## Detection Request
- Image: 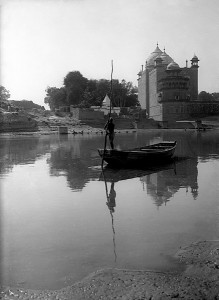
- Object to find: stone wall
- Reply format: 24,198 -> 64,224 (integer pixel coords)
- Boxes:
0,112 -> 38,132
181,67 -> 198,100
189,101 -> 219,116
70,107 -> 104,120
162,102 -> 190,122
161,101 -> 219,123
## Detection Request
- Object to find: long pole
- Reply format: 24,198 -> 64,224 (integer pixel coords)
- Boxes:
109,60 -> 113,116
102,60 -> 114,168
101,169 -> 117,263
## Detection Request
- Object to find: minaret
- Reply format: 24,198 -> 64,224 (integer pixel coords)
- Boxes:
191,54 -> 199,68
190,54 -> 199,100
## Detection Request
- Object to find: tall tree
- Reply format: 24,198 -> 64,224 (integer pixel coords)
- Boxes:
112,80 -> 138,107
63,71 -> 88,106
0,86 -> 10,102
44,87 -> 67,111
95,79 -> 111,105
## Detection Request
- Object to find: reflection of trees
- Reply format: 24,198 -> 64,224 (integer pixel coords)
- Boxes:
140,158 -> 199,207
2,130 -> 219,196
0,137 -> 51,175
49,148 -> 89,191
48,136 -> 103,191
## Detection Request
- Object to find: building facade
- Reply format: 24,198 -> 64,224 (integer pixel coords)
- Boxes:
137,44 -> 200,124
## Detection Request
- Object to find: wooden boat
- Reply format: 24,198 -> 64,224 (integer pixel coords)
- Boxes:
98,141 -> 177,167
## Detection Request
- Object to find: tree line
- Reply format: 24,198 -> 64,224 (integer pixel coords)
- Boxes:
198,91 -> 219,102
44,71 -> 139,111
1,82 -> 219,112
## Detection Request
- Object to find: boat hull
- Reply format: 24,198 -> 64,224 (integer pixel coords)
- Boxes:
98,141 -> 177,167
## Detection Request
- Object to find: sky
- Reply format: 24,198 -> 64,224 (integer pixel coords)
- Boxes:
1,0 -> 219,107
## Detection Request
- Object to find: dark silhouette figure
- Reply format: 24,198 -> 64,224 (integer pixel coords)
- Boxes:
104,117 -> 115,149
106,182 -> 116,213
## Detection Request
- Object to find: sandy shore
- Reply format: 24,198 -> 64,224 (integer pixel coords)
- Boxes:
1,240 -> 219,299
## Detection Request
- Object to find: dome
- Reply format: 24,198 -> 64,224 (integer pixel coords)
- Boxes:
167,61 -> 180,70
160,51 -> 174,65
146,45 -> 163,67
191,54 -> 199,61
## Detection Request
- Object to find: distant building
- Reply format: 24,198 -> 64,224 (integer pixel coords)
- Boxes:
137,44 -> 216,126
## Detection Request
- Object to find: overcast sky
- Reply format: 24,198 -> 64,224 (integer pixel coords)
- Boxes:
1,0 -> 219,107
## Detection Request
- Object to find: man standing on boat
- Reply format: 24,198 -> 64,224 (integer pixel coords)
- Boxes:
104,117 -> 115,149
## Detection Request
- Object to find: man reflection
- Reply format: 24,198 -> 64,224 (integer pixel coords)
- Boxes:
106,182 -> 116,213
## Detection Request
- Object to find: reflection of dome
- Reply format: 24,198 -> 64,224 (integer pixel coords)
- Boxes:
167,61 -> 180,70
146,45 -> 163,67
160,51 -> 174,65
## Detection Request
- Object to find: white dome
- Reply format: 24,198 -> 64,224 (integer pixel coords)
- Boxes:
160,51 -> 174,65
146,45 -> 163,66
167,61 -> 180,70
146,46 -> 174,68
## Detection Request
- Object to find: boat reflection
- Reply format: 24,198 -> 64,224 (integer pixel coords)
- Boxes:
99,160 -> 176,183
2,131 -> 217,202
100,156 -> 198,208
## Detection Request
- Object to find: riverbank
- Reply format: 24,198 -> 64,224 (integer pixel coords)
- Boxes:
1,105 -> 219,135
1,240 -> 219,299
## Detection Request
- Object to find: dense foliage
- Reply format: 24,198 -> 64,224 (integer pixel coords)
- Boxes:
0,86 -> 10,102
198,91 -> 219,102
44,87 -> 68,111
44,71 -> 139,111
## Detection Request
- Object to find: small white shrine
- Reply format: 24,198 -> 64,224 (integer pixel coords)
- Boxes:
91,94 -> 120,116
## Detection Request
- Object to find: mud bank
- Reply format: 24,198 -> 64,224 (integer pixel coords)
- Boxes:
1,240 -> 219,299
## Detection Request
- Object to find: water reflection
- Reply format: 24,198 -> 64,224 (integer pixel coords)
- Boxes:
140,158 -> 199,207
100,156 -> 198,207
103,180 -> 117,262
0,136 -> 46,175
106,182 -> 116,213
1,131 -> 218,202
1,131 -> 219,187
1,130 -> 219,289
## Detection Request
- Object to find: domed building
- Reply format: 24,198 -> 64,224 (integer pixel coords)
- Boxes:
146,44 -> 163,68
138,44 -> 200,125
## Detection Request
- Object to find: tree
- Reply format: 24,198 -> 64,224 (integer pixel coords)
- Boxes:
45,70 -> 139,110
81,79 -> 111,107
198,91 -> 214,101
44,87 -> 67,111
81,80 -> 98,107
112,80 -> 138,107
0,86 -> 10,102
63,71 -> 88,106
212,93 -> 219,101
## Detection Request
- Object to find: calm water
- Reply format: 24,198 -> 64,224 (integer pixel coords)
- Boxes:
1,130 -> 219,290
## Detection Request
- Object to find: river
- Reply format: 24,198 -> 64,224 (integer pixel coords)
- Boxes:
0,129 -> 219,290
